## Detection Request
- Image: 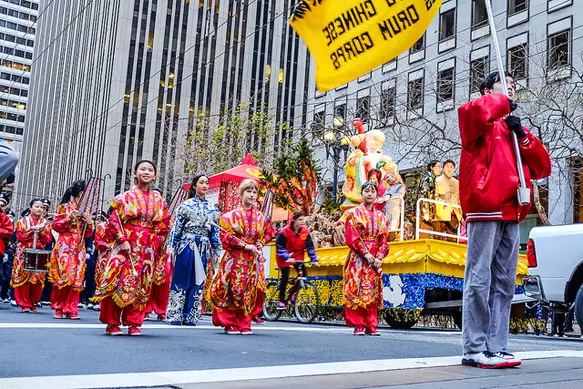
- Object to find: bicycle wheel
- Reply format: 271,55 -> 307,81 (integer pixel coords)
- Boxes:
262,281 -> 283,322
293,280 -> 320,324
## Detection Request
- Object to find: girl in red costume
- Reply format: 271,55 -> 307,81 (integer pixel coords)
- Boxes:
275,211 -> 318,309
93,160 -> 170,336
50,180 -> 94,319
11,199 -> 51,312
343,181 -> 390,336
208,179 -> 276,335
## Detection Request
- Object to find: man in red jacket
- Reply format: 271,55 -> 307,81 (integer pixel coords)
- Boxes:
458,72 -> 551,369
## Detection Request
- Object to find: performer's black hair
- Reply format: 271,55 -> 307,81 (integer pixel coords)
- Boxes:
292,211 -> 305,220
479,71 -> 514,95
29,198 -> 43,208
427,160 -> 440,171
188,174 -> 208,199
60,180 -> 86,205
361,181 -> 378,193
134,159 -> 157,174
443,159 -> 456,168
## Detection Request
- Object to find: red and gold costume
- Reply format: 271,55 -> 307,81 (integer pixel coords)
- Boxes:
208,206 -> 275,332
11,216 -> 51,310
50,201 -> 94,317
343,205 -> 390,332
93,220 -> 115,290
94,187 -> 170,328
144,235 -> 173,318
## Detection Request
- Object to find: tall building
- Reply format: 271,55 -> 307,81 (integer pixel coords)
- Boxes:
308,0 -> 581,232
0,0 -> 38,154
17,0 -> 310,211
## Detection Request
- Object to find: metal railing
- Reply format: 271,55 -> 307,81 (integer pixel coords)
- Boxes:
415,198 -> 463,242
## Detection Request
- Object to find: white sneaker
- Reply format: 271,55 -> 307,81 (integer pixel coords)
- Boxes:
462,351 -> 508,369
87,303 -> 94,309
10,299 -> 17,306
78,303 -> 87,309
93,305 -> 100,311
494,351 -> 521,367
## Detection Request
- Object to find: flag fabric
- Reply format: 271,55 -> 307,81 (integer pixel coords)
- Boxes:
290,0 -> 443,92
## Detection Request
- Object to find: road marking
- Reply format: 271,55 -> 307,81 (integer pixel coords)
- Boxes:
0,322 -> 461,335
1,350 -> 582,389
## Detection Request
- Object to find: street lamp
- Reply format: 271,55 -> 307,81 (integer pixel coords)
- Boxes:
324,116 -> 350,202
100,173 -> 111,213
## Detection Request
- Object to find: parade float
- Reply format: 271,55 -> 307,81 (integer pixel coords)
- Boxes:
259,123 -> 536,331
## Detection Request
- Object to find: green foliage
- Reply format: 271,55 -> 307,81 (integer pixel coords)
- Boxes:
185,103 -> 276,174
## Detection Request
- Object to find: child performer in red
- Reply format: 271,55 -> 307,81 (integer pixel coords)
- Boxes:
343,181 -> 390,336
93,160 -> 170,336
208,179 -> 276,335
50,180 -> 94,319
275,210 -> 318,309
11,199 -> 51,312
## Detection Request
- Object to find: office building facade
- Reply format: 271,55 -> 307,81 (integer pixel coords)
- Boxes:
0,0 -> 38,154
16,0 -> 310,210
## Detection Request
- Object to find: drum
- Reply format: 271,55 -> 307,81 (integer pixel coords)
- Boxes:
23,248 -> 51,273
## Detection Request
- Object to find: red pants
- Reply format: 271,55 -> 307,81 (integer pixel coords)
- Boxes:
345,305 -> 379,330
212,309 -> 252,331
14,282 -> 43,309
51,286 -> 80,316
99,296 -> 144,327
252,289 -> 264,317
145,280 -> 171,316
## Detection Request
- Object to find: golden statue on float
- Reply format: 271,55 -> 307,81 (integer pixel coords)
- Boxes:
341,119 -> 397,211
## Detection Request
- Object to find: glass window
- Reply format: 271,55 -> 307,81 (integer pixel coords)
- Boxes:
437,68 -> 455,101
356,95 -> 371,123
547,29 -> 570,70
471,0 -> 488,29
508,44 -> 528,80
508,0 -> 528,15
408,78 -> 424,110
470,56 -> 489,94
379,86 -> 396,121
410,34 -> 425,54
439,9 -> 456,42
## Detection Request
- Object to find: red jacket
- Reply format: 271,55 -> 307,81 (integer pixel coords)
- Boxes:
275,224 -> 317,269
458,94 -> 552,223
0,212 -> 14,257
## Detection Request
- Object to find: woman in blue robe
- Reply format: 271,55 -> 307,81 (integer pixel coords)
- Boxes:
166,174 -> 221,325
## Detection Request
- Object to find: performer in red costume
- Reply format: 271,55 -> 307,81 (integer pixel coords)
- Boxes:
343,181 -> 390,336
275,211 -> 318,309
50,180 -> 94,319
458,72 -> 551,368
208,179 -> 276,335
11,199 -> 50,312
144,232 -> 172,321
93,160 -> 170,336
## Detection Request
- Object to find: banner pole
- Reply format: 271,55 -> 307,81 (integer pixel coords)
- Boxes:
484,0 -> 531,205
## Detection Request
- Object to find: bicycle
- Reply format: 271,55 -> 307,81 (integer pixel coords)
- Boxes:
263,260 -> 320,324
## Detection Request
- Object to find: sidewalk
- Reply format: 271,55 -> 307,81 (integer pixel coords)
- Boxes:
174,357 -> 583,389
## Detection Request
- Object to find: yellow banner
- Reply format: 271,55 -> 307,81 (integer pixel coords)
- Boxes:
290,0 -> 443,92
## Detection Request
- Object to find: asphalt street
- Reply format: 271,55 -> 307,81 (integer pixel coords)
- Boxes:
1,303 -> 582,388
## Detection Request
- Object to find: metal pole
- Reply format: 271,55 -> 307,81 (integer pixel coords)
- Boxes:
484,0 -> 530,205
332,146 -> 339,202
